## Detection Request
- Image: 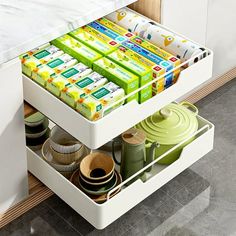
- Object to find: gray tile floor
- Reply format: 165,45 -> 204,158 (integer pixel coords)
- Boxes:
1,78 -> 236,236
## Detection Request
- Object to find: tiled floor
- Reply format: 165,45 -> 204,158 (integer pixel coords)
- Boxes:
1,78 -> 236,236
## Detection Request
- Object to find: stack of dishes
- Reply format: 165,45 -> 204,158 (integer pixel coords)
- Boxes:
42,126 -> 90,178
25,112 -> 50,150
70,152 -> 122,203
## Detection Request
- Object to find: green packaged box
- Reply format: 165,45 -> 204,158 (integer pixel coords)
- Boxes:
107,47 -> 152,103
32,54 -> 77,87
46,63 -> 92,96
20,44 -> 64,77
51,34 -> 102,67
77,82 -> 125,121
61,71 -> 107,108
69,26 -> 119,56
93,58 -> 139,102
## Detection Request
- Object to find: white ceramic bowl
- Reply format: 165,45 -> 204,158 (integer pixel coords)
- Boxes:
42,139 -> 91,172
49,126 -> 82,154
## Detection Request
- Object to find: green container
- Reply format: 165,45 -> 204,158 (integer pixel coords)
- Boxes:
136,102 -> 199,165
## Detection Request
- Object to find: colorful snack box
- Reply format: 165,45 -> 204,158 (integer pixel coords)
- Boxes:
77,82 -> 125,121
93,57 -> 139,103
122,40 -> 174,87
88,21 -> 128,44
51,34 -> 102,67
69,26 -> 118,56
20,44 -> 64,77
152,77 -> 165,96
131,36 -> 181,76
107,47 -> 152,103
61,72 -> 107,108
46,63 -> 92,96
32,54 -> 77,86
97,17 -> 135,40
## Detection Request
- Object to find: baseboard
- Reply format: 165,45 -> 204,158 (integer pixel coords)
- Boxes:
185,67 -> 236,104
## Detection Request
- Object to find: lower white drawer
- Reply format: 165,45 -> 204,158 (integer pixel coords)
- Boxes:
27,115 -> 214,229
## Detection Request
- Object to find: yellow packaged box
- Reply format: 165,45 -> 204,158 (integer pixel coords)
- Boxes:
51,34 -> 102,67
69,26 -> 119,56
32,54 -> 77,86
77,82 -> 125,121
93,58 -> 139,102
46,63 -> 92,96
61,71 -> 107,108
20,44 -> 64,77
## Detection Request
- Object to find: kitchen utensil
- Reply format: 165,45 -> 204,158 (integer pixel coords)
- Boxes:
80,152 -> 115,181
112,128 -> 159,181
42,138 -> 91,173
50,126 -> 82,154
79,171 -> 115,186
71,169 -> 122,203
50,144 -> 84,165
24,112 -> 46,127
26,128 -> 50,151
25,118 -> 49,138
136,102 -> 199,164
78,171 -> 118,195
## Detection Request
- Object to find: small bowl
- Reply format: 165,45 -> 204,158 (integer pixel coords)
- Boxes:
80,152 -> 115,181
24,112 -> 46,127
50,144 -> 85,165
50,126 -> 82,154
78,171 -> 118,196
25,118 -> 49,138
42,139 -> 91,173
79,171 -> 115,186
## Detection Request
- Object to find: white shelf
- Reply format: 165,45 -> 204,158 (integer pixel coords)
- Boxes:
27,114 -> 214,229
23,51 -> 213,149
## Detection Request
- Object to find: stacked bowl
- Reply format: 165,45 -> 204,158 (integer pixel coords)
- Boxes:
71,152 -> 122,203
42,126 -> 90,178
25,112 -> 50,150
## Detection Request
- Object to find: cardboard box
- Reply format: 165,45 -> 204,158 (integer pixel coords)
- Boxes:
107,47 -> 152,103
20,44 -> 63,77
51,34 -> 102,67
93,58 -> 139,102
31,54 -> 77,86
77,82 -> 125,121
69,26 -> 118,55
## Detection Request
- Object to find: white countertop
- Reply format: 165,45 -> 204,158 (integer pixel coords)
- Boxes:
0,0 -> 135,65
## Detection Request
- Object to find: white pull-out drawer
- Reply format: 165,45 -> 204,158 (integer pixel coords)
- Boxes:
27,114 -> 214,229
23,50 -> 213,149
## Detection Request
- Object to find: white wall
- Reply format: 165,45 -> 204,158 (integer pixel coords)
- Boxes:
162,0 -> 236,79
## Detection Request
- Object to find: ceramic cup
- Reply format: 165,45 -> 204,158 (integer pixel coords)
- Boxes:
50,144 -> 84,165
80,152 -> 115,182
50,126 -> 82,154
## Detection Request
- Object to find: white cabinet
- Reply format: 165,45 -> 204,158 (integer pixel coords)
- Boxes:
22,7 -> 215,229
0,59 -> 28,212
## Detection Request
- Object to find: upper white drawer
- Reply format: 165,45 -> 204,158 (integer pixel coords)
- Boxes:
23,10 -> 213,149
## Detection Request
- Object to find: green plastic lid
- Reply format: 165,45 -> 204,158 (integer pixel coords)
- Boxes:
136,102 -> 199,145
24,112 -> 45,124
